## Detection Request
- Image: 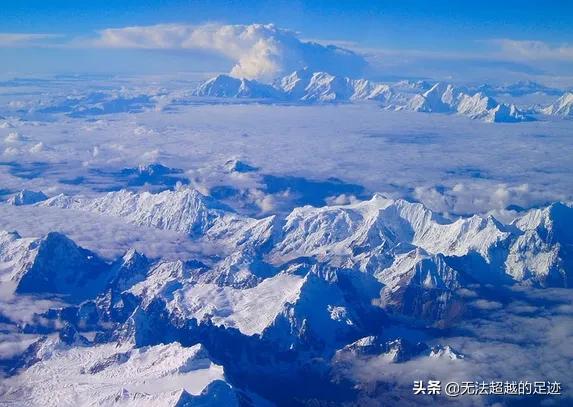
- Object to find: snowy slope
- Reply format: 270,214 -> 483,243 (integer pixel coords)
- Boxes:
285,71 -> 391,102
455,92 -> 528,122
0,340 -> 236,407
376,249 -> 471,319
6,190 -> 48,206
0,231 -> 109,301
506,202 -> 573,286
191,73 -> 534,122
407,83 -> 459,113
406,83 -> 529,122
2,194 -> 573,404
39,187 -> 245,237
34,188 -> 573,287
121,257 -> 382,350
195,70 -> 392,103
167,272 -> 305,336
193,74 -> 284,99
268,195 -> 570,286
542,92 -> 573,117
272,194 -> 507,264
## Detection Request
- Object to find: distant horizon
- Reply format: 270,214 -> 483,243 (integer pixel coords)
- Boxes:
1,67 -> 573,91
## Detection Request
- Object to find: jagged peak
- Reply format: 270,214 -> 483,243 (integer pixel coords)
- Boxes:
515,202 -> 573,238
423,82 -> 454,96
7,189 -> 48,206
121,248 -> 146,262
12,231 -> 109,301
0,229 -> 22,242
37,231 -> 79,251
224,158 -> 259,173
109,248 -> 150,291
429,344 -> 464,360
39,186 -> 238,236
542,91 -> 573,116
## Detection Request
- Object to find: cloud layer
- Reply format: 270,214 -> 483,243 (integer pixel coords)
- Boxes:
491,39 -> 573,61
94,23 -> 367,81
0,33 -> 61,47
2,25 -> 572,85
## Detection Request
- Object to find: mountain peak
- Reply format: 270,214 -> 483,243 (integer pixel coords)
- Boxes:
7,190 -> 48,206
14,232 -> 109,301
543,92 -> 573,116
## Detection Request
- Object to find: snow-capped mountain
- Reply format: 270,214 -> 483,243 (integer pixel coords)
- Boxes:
277,69 -> 392,102
334,336 -> 463,363
376,249 -> 472,319
193,74 -> 284,99
191,72 -> 538,122
506,202 -> 573,285
406,83 -> 530,122
194,70 -> 392,103
0,339 -> 242,407
6,190 -> 48,206
224,158 -> 259,173
0,231 -> 109,301
34,187 -> 573,288
407,83 -> 459,113
2,189 -> 573,405
34,187 -> 573,291
475,80 -> 562,97
456,92 -> 528,122
40,186 -> 244,237
542,92 -> 573,117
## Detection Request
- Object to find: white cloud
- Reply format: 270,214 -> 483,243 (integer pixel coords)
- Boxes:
93,23 -> 367,81
3,146 -> 19,156
325,194 -> 360,206
4,132 -> 22,143
413,183 -> 559,218
29,142 -> 45,154
339,288 -> 573,404
0,33 -> 62,47
470,299 -> 503,310
491,39 -> 573,61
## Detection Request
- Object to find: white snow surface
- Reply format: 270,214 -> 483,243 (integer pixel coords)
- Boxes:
192,72 -> 535,122
542,92 -> 573,117
0,341 -> 226,407
167,272 -> 305,335
3,186 -> 570,289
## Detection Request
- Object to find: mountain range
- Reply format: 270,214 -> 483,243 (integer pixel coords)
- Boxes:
192,70 -> 573,123
1,183 -> 572,405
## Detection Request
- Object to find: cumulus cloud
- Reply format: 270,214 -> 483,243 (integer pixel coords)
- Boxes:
93,23 -> 367,81
412,182 -> 560,219
4,132 -> 23,143
29,142 -> 45,154
3,147 -> 19,156
469,299 -> 503,310
325,194 -> 360,206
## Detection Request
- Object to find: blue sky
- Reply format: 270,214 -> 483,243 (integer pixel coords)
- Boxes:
1,1 -> 572,84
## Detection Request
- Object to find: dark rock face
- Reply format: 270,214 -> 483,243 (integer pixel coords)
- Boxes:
15,232 -> 109,301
